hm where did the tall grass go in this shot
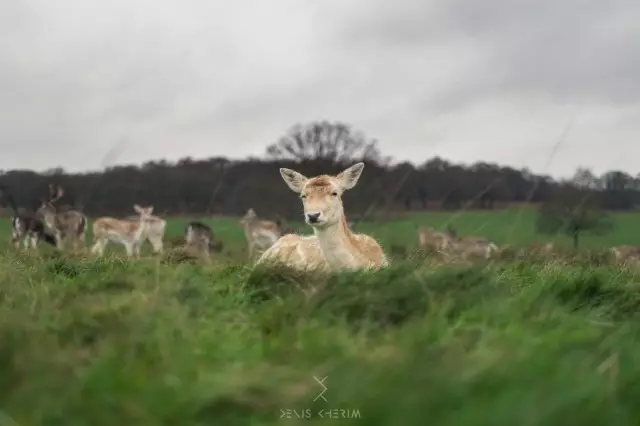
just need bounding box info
[0,246,639,425]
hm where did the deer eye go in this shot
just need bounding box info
[300,194,307,199]
[331,192,338,197]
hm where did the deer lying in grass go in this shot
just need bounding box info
[443,226,499,260]
[418,226,453,253]
[256,162,389,271]
[0,184,57,249]
[240,208,283,261]
[91,205,154,258]
[36,185,87,251]
[124,212,167,254]
[184,221,223,260]
[610,245,640,265]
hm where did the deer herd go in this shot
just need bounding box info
[0,163,637,271]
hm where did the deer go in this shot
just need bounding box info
[0,184,57,249]
[240,208,283,261]
[184,221,223,261]
[418,226,453,253]
[443,226,499,260]
[124,212,167,254]
[36,185,87,251]
[91,205,154,258]
[256,162,389,271]
[610,245,640,265]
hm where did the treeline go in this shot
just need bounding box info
[1,121,639,218]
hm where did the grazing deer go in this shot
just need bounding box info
[274,214,297,235]
[418,226,453,253]
[184,221,223,260]
[240,208,282,261]
[36,185,87,251]
[91,205,154,258]
[0,184,57,249]
[444,226,499,260]
[124,213,167,254]
[256,162,389,271]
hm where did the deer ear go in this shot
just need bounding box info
[280,168,308,193]
[336,162,364,190]
[133,204,143,214]
[147,206,154,215]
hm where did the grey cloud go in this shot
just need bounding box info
[0,0,638,176]
[341,0,640,110]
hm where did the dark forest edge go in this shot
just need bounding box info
[0,120,637,218]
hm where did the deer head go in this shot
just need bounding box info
[37,184,64,218]
[133,204,154,220]
[279,162,364,229]
[240,208,257,224]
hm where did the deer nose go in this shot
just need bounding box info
[306,212,321,223]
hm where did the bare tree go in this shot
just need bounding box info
[536,185,613,249]
[266,121,390,165]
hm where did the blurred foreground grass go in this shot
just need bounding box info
[0,248,639,425]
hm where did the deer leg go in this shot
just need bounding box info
[55,231,64,250]
[91,238,105,256]
[123,242,134,258]
[248,242,254,261]
[29,234,39,249]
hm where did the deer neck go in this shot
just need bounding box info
[41,208,57,229]
[313,215,357,268]
[135,217,150,239]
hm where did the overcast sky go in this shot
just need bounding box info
[1,0,638,178]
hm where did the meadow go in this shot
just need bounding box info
[1,209,640,425]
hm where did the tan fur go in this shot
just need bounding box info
[418,226,452,252]
[610,245,640,264]
[91,205,154,258]
[240,208,283,261]
[124,214,166,254]
[256,163,388,271]
[448,235,499,260]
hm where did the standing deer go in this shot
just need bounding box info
[0,184,57,249]
[257,162,389,271]
[91,205,154,258]
[36,185,87,251]
[124,213,167,254]
[184,221,223,261]
[240,208,282,261]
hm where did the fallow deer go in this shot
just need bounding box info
[124,213,167,254]
[184,221,223,260]
[274,214,297,235]
[240,208,282,261]
[91,205,154,258]
[444,226,499,260]
[0,184,57,249]
[256,162,389,271]
[610,245,640,265]
[418,226,453,253]
[36,185,87,251]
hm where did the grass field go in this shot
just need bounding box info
[1,209,640,425]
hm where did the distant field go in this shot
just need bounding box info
[2,209,632,257]
[2,209,639,258]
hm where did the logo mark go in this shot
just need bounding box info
[313,376,328,402]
